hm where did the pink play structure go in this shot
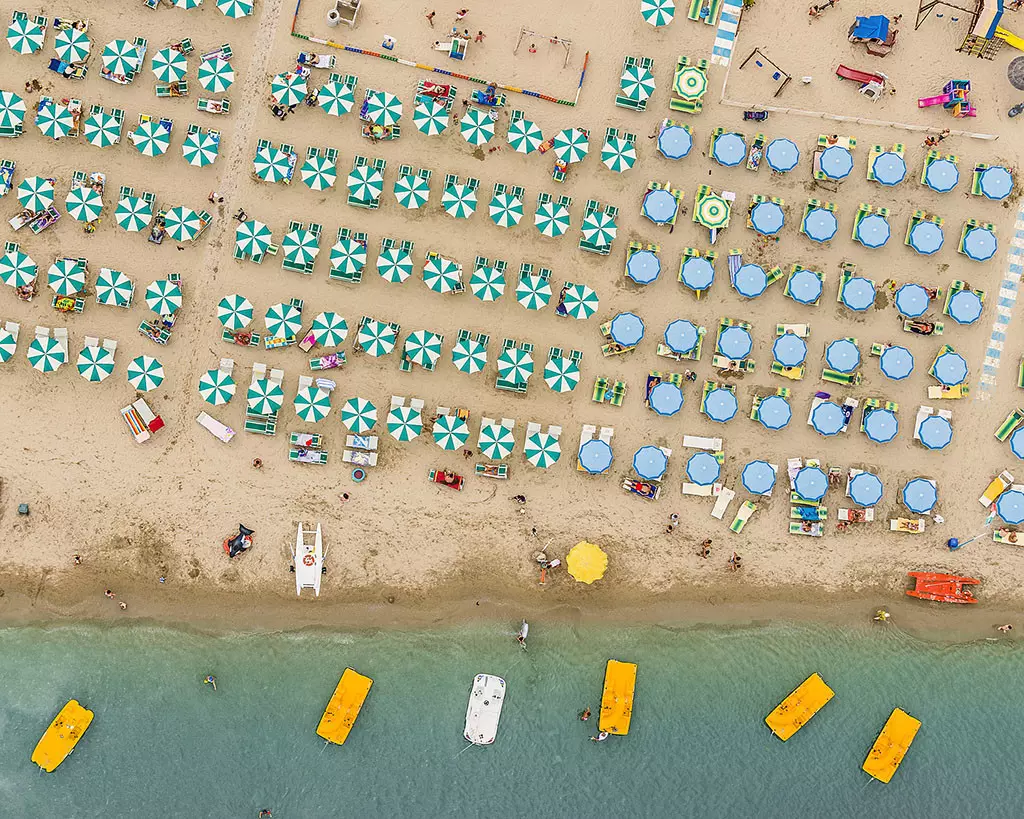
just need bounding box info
[917,93,953,108]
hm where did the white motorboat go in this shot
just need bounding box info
[292,522,325,596]
[464,674,506,745]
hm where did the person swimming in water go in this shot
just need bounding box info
[204,675,217,691]
[590,731,609,742]
[579,707,591,721]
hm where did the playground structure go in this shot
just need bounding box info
[513,28,573,68]
[945,0,1024,59]
[918,79,976,117]
[737,49,791,98]
[835,64,888,101]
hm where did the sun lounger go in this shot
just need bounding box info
[890,518,925,533]
[682,482,716,496]
[196,411,235,443]
[980,471,1014,506]
[711,487,735,520]
[730,501,756,533]
[789,521,823,537]
[476,463,509,479]
[838,508,874,522]
[291,448,329,465]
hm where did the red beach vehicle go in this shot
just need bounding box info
[905,572,979,604]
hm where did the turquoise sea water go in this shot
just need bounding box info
[2,620,1023,817]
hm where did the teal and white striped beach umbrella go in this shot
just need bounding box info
[102,39,140,77]
[83,111,120,147]
[433,415,470,450]
[77,345,115,383]
[544,356,580,393]
[54,27,90,63]
[253,146,293,182]
[65,186,103,222]
[282,229,320,267]
[641,0,675,25]
[217,294,254,330]
[294,386,332,423]
[197,57,234,93]
[376,246,413,283]
[271,71,308,107]
[217,0,254,17]
[164,206,202,242]
[0,90,26,130]
[470,265,505,301]
[7,16,45,54]
[413,99,448,135]
[507,115,543,154]
[247,378,283,414]
[310,311,348,347]
[47,259,85,295]
[198,368,236,406]
[173,0,203,8]
[497,346,534,382]
[0,327,16,363]
[300,154,337,191]
[95,268,134,307]
[17,176,53,212]
[131,120,171,156]
[235,220,272,258]
[620,65,656,101]
[560,282,599,319]
[552,128,589,164]
[330,237,366,276]
[489,192,524,228]
[581,210,617,246]
[451,337,487,374]
[182,131,220,167]
[152,47,188,83]
[422,256,462,294]
[145,279,182,316]
[357,319,397,356]
[364,90,402,126]
[516,274,553,310]
[0,248,35,288]
[115,196,153,232]
[601,136,636,172]
[442,184,477,219]
[387,405,422,442]
[27,336,65,373]
[264,302,302,338]
[317,80,353,116]
[393,173,430,209]
[403,329,443,368]
[478,423,515,460]
[127,355,165,391]
[36,101,73,140]
[525,431,561,468]
[347,165,384,202]
[460,108,494,146]
[340,397,377,433]
[534,201,571,237]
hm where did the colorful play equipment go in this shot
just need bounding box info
[955,0,1024,59]
[917,79,975,118]
[848,15,898,57]
[835,64,887,101]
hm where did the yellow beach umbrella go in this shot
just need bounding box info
[566,541,607,584]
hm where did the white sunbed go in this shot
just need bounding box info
[196,411,235,443]
[346,434,378,450]
[102,338,117,355]
[343,449,378,467]
[547,424,562,439]
[711,487,736,519]
[683,435,722,451]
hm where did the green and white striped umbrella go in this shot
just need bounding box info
[247,378,283,414]
[127,355,165,391]
[641,0,675,26]
[217,0,254,17]
[47,259,85,295]
[77,345,115,383]
[433,414,470,450]
[173,0,203,8]
[182,131,220,167]
[497,346,534,382]
[115,196,153,232]
[357,319,397,356]
[36,101,73,140]
[0,90,26,130]
[83,111,120,147]
[152,47,188,83]
[197,57,234,93]
[27,336,65,373]
[525,431,561,468]
[17,176,53,212]
[282,229,320,267]
[65,186,103,222]
[451,337,487,374]
[560,282,599,319]
[340,397,377,433]
[95,268,134,306]
[253,146,293,182]
[364,90,403,126]
[330,238,366,276]
[0,249,36,288]
[0,327,15,363]
[534,201,571,237]
[422,256,462,293]
[217,294,254,330]
[300,154,337,191]
[581,210,617,246]
[235,220,272,258]
[347,165,384,202]
[102,39,141,77]
[478,423,515,460]
[544,355,580,393]
[376,246,413,283]
[489,192,524,228]
[271,71,308,106]
[294,386,332,423]
[387,405,422,442]
[507,115,543,154]
[393,173,430,209]
[469,265,505,301]
[413,99,449,135]
[460,108,494,146]
[442,184,477,219]
[552,128,589,164]
[620,65,656,101]
[264,302,303,338]
[145,279,182,315]
[198,368,236,405]
[131,120,171,156]
[310,311,348,347]
[54,27,91,63]
[403,329,444,368]
[318,80,354,116]
[601,136,636,172]
[165,206,203,242]
[7,16,45,54]
[516,274,553,310]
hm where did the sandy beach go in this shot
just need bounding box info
[2,0,1024,627]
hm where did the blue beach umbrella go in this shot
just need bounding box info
[686,451,720,486]
[788,269,822,304]
[826,339,860,373]
[750,202,784,236]
[649,382,684,416]
[924,158,959,193]
[773,334,806,367]
[855,214,890,248]
[579,439,613,474]
[733,264,767,298]
[704,388,738,422]
[679,257,714,291]
[902,478,937,514]
[742,460,776,494]
[996,489,1024,525]
[819,146,853,180]
[712,133,745,167]
[864,408,899,443]
[979,166,1013,201]
[908,222,944,255]
[717,326,752,360]
[948,290,983,325]
[963,226,997,262]
[811,401,846,436]
[642,188,678,223]
[657,125,692,160]
[895,283,929,317]
[802,208,838,242]
[871,152,906,186]
[841,276,875,311]
[933,351,968,386]
[757,394,791,430]
[627,249,661,284]
[795,466,828,502]
[1012,427,1024,459]
[919,415,952,450]
[665,320,699,355]
[634,446,669,481]
[609,312,644,347]
[880,345,914,380]
[765,138,799,172]
[849,472,883,507]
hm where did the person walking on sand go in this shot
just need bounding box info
[455,8,469,20]
[425,10,435,26]
[474,30,486,43]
